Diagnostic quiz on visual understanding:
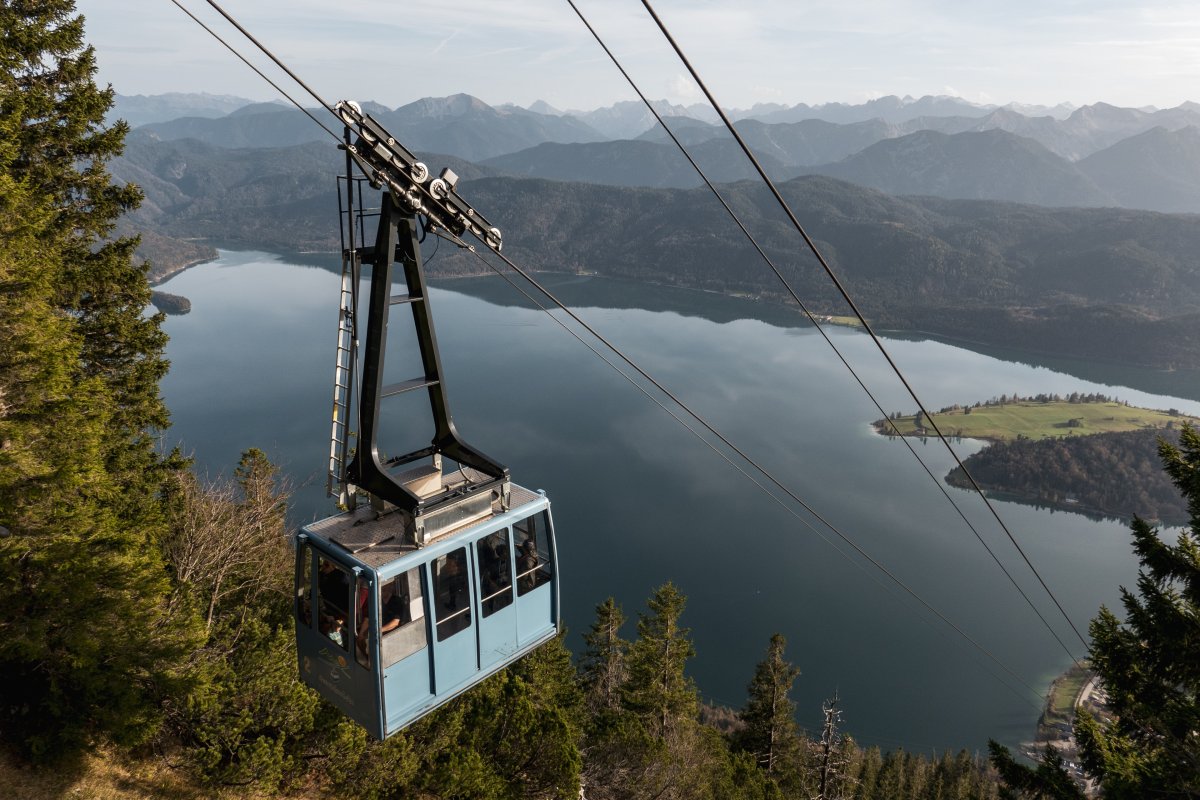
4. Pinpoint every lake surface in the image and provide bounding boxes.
[157,251,1200,753]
